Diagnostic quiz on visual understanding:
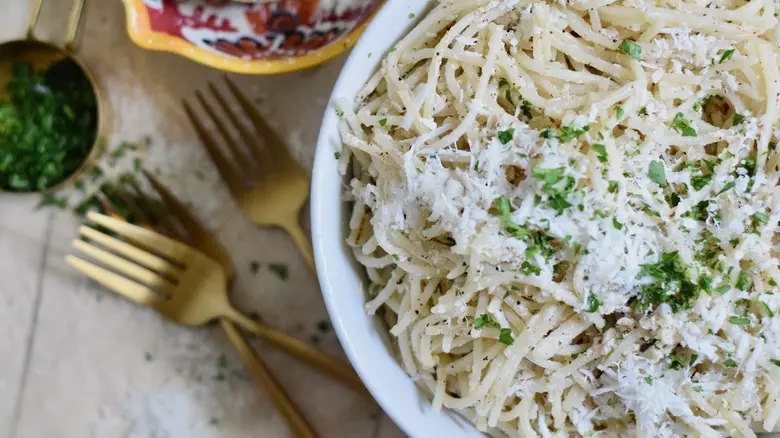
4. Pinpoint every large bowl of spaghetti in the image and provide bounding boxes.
[312,0,780,436]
